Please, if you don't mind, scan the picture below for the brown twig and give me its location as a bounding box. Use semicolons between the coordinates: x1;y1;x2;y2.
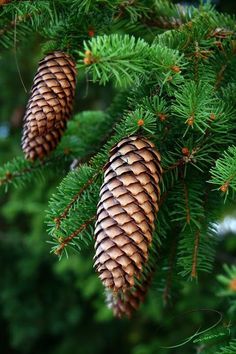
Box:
0;154;66;188
0;163;41;187
191;230;200;278
182;179;190;224
215;63;227;90
143;16;184;30
164;158;185;173
54;170;101;229
54;215;96;256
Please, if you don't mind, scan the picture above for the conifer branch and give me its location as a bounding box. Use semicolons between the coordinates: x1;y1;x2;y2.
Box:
54;171;101;229
1;0;235;319
209;146;236;196
0;13;30;37
0;155;66;191
53;215;96;256
0;110;113;192
215;340;236;354
78;34;185;87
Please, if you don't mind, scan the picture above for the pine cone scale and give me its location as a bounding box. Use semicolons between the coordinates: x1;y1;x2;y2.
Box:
95;221;149;262
97;187;156;231
105;156;161;195
95;216;149;255
97;181;159;235
94;219;148;260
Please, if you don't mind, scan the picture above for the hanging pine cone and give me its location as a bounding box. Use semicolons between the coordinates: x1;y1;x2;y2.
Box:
22;51;77;160
94;136;162;292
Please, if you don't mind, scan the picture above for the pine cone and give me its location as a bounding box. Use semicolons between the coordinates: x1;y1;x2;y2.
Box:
22;51;77;160
94;136;162;292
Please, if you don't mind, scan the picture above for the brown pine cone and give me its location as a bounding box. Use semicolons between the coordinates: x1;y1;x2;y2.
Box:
94;136;162;292
22;51;77;160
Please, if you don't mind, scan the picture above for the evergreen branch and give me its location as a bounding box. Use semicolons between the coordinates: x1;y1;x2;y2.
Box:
143;16;182;30
175;182;218;278
2;1;236;329
79;34;150;86
0;13;30;37
164;157;185;172
78;34;184;87
217;264;236;297
53;215;96;256
147;0;193;29
155;5;236;93
1;1;55;27
172;81;215;134
0;155;64;191
177;224;217;278
215;340;236;354
0;1;55;48
54;171;101;229
73;0;97;13
0;110;113;192
116;0;151;23
221;83;236;103
73;0;192;28
193;324;231;348
209;146;236;197
169;177;205;229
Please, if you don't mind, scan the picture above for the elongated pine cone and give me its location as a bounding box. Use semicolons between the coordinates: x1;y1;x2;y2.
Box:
94;136;162;292
22;51;77;160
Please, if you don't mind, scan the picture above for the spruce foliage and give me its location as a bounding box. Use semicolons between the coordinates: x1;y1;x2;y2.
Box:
1;0;236;352
1;0;236;286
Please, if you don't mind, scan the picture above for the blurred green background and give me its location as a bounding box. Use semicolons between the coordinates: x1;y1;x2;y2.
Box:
0;1;236;354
